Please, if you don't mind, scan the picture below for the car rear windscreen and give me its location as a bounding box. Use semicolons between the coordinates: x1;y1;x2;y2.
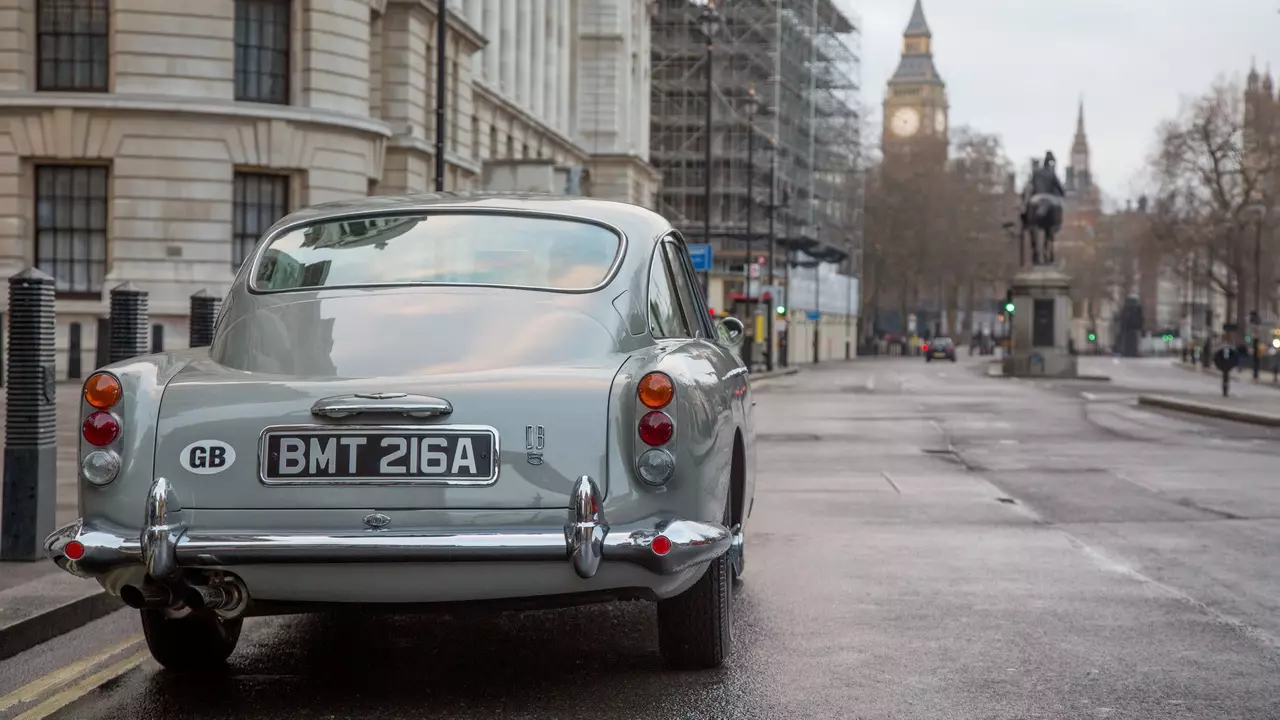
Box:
250;212;622;292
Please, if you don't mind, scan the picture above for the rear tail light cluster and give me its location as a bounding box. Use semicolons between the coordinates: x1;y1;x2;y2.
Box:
81;373;123;486
636;372;676;486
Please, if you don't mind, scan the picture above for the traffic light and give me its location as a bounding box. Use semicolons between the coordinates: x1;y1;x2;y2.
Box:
1004;289;1015;314
775;305;786;316
1088;332;1097;342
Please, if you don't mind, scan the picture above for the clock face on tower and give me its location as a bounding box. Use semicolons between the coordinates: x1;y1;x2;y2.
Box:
890;107;920;137
934;109;947;134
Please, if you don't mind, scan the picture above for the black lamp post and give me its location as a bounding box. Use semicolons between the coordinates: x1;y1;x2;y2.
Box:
765;135;777;371
697;3;721;297
742;85;760;372
1250;198;1267;378
434;0;447;192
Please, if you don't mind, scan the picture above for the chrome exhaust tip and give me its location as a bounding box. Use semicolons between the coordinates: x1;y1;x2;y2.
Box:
181;574;250;619
120;583;176;610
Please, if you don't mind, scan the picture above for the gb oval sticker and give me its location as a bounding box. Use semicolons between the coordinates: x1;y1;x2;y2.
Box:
180;440;236;475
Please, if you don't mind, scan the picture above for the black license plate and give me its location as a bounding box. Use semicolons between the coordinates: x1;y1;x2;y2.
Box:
260;427;498;484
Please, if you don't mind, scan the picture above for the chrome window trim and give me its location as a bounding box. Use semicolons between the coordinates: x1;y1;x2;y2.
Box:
256;423;501;487
243;207;630;297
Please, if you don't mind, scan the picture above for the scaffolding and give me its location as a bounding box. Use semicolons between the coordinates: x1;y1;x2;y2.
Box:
649;0;863;296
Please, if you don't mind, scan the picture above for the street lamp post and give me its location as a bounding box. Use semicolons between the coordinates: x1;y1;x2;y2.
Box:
434;0;447;192
780;188;792;368
1252;200;1267;379
812;259;821;364
743;86;760;372
765;136;777;371
698;3;721;299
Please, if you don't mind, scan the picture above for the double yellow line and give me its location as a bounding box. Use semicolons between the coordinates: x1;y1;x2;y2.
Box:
0;636;147;719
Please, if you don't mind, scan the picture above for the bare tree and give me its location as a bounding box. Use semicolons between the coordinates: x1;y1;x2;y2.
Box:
1148;78;1278;340
861;126;1015;342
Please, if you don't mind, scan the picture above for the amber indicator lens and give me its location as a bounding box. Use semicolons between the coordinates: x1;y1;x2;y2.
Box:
637;372;674;409
84;373;122;409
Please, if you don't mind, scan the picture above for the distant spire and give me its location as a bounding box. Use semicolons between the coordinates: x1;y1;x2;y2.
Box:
1249;58;1260;89
904;0;931;38
1075;96;1085;136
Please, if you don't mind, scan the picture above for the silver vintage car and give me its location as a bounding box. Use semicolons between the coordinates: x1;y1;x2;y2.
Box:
45;193;756;672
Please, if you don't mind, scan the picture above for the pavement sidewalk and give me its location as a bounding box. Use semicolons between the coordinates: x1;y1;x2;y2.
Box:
1171;358;1280;389
1137;392;1280;427
0;384;123;661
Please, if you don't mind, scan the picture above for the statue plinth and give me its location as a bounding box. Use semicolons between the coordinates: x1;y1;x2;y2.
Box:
1001;264;1078;378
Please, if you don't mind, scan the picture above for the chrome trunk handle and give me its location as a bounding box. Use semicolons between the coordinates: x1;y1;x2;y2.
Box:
311;393;454;419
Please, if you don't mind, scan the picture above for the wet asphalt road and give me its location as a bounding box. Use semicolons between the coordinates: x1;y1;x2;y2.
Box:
2;355;1278;719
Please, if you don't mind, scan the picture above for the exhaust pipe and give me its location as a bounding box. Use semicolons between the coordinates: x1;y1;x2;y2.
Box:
120;583;176;610
181;575;250;619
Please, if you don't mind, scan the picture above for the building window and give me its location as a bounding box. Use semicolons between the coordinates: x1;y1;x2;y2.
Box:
233;172;289;269
36;0;109;92
234;0;291;104
35;165;109;295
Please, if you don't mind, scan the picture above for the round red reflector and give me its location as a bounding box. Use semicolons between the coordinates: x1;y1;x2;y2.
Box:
651;535;672;556
637;411;674;446
82;412;120;447
65;541;85;561
638;372;674;409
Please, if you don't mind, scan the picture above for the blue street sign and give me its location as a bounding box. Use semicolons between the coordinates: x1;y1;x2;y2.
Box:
806;310;820;321
688;243;713;272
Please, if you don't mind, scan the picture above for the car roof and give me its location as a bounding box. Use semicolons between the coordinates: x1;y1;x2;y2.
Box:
265;192;673;244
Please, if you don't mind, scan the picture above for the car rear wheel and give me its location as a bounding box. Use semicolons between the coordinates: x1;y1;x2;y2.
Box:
656;502;734;670
141;609;242;672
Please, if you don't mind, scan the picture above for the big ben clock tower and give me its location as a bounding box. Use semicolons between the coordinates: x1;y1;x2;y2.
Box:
883;0;948;169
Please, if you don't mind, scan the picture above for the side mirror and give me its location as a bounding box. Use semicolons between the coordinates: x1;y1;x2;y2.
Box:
718;316;745;348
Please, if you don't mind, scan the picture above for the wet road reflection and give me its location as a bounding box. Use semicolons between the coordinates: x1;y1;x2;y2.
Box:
58;595;782;720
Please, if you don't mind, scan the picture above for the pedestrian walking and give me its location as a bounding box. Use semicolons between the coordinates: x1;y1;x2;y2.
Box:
1213;343;1237;397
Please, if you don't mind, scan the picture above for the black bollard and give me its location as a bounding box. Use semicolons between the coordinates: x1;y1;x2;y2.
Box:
151;323;164;353
67;322;82;379
108;282;148;363
189;289;219;348
94;317;110;370
1;268;58;560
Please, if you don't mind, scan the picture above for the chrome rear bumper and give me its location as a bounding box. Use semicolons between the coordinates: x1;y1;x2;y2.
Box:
45;475;731;583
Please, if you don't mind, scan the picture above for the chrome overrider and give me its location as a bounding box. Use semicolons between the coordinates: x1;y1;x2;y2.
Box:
44;475;733;597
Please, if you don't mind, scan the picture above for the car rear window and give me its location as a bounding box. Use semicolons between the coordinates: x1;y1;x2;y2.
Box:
250;212;622;292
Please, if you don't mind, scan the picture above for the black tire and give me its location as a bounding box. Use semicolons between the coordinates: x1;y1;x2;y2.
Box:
657;504;734;670
141;609;242;672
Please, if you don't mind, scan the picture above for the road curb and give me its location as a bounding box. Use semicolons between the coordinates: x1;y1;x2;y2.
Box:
1136;394;1280;427
749;367;801;381
0;572;124;661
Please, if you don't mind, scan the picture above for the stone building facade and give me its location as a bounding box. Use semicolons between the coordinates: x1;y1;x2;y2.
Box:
0;0;659;375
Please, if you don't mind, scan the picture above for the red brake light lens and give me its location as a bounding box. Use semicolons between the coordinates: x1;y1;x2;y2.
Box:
922;344;929;352
638;411;674;446
638;372;674;409
82;412;120;447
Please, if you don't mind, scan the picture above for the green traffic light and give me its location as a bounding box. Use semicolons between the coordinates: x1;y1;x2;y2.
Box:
775;305;786;316
1088;333;1097;342
1004;302;1015;313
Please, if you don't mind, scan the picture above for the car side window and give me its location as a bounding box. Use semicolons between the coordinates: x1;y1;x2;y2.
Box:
648;247;692;339
661;241;711;339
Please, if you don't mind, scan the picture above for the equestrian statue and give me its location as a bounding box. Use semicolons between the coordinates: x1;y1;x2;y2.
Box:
1019;151;1066;265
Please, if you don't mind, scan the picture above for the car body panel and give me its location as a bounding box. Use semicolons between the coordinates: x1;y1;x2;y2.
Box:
64;193;755;606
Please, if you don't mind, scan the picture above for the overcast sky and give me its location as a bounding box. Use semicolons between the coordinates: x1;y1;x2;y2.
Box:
839;0;1279;209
